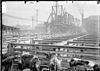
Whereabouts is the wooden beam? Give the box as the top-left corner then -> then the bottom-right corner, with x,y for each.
73,39 -> 98,42
11,43 -> 100,50
13,48 -> 100,58
61,55 -> 100,60
13,48 -> 99,55
84,44 -> 96,47
67,41 -> 99,44
34,39 -> 63,42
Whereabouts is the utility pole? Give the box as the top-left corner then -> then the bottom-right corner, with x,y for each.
32,16 -> 34,30
81,9 -> 84,26
36,9 -> 38,25
76,4 -> 84,26
77,6 -> 84,26
55,1 -> 58,16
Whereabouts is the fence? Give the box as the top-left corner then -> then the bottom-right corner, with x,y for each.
7,43 -> 100,60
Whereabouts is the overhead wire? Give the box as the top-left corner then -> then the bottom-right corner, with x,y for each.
3,13 -> 45,23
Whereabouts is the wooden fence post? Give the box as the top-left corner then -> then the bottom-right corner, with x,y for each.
35,46 -> 37,55
21,46 -> 23,55
31,38 -> 36,55
7,43 -> 14,56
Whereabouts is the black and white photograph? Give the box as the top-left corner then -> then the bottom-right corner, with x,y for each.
1,1 -> 100,71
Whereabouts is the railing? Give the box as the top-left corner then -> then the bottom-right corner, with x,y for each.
7,43 -> 100,60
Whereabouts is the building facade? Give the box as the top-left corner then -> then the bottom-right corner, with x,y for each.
83,16 -> 100,35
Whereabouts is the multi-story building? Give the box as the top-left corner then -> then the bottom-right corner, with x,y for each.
83,16 -> 100,35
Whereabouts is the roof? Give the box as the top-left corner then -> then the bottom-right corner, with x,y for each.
2,24 -> 20,30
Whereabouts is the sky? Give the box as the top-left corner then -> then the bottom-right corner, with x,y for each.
2,1 -> 100,27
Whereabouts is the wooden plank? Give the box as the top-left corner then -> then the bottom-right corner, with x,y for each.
14,48 -> 99,55
13,48 -> 100,58
34,39 -> 63,42
84,44 -> 96,47
37,50 -> 100,58
61,55 -> 100,60
73,39 -> 98,42
11,43 -> 100,50
14,48 -> 31,52
17,34 -> 88,43
67,41 -> 99,44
